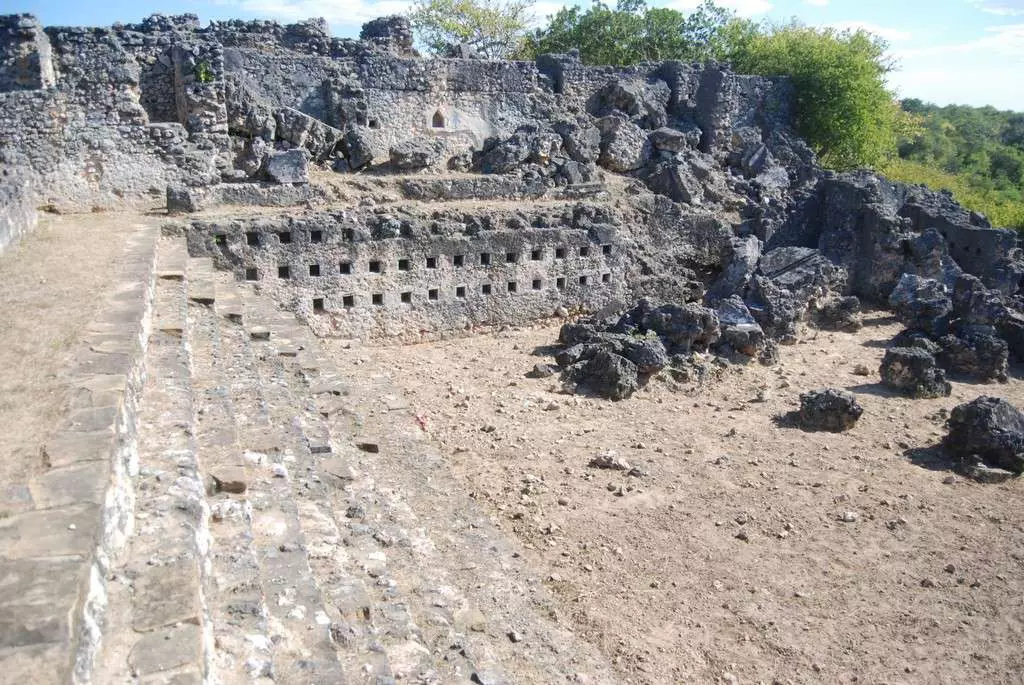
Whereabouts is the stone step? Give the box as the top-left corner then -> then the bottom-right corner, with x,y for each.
93,237 -> 208,684
234,287 -> 619,683
190,290 -> 348,683
216,276 -> 245,324
187,256 -> 216,305
157,239 -> 189,280
236,293 -> 486,682
186,293 -> 274,684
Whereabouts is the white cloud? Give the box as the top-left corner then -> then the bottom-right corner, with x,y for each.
970,0 -> 1024,16
889,23 -> 1024,109
895,22 -> 1024,58
804,0 -> 829,5
663,0 -> 773,17
827,21 -> 912,42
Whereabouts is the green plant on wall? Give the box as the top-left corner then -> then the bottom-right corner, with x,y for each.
195,60 -> 214,84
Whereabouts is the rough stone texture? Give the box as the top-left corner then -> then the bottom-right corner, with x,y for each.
595,115 -> 650,172
944,396 -> 1024,474
0,179 -> 37,254
889,273 -> 952,337
880,346 -> 952,399
936,330 -> 1009,382
390,137 -> 445,171
264,148 -> 309,184
797,388 -> 863,432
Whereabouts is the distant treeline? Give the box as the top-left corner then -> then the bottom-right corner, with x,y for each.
884,102 -> 1024,229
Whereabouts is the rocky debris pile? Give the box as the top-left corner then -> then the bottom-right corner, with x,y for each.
795,388 -> 863,433
542,296 -> 781,400
880,346 -> 952,398
885,273 -> 1012,387
944,396 -> 1024,482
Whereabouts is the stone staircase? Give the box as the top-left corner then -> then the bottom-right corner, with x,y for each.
10,233 -> 617,684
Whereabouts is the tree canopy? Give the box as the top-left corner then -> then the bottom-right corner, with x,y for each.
729,23 -> 916,170
521,0 -> 740,65
408,0 -> 534,59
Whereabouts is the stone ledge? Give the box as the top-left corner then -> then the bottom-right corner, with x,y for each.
0,503 -> 101,560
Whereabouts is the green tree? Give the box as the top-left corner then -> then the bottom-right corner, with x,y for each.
729,23 -> 911,169
522,0 -> 739,65
408,0 -> 535,59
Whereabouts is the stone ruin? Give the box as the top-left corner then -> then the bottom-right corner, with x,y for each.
2,10 -> 1024,684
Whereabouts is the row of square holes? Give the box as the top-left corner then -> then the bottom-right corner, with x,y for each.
221,230 -> 614,253
246,244 -> 613,281
309,274 -> 613,312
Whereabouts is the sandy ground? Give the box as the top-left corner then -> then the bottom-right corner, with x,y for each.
0,212 -> 153,485
327,314 -> 1024,685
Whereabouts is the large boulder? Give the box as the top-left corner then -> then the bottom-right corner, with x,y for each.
798,389 -> 863,432
595,116 -> 650,173
944,396 -> 1024,474
390,138 -> 444,171
566,349 -> 640,401
593,78 -> 670,128
341,128 -> 374,170
879,347 -> 952,399
640,303 -> 720,351
888,273 -> 952,337
643,159 -> 704,204
264,149 -> 309,184
480,124 -> 563,174
552,120 -> 601,164
649,125 -> 700,154
618,336 -> 669,375
745,276 -> 801,341
936,331 -> 1009,382
274,107 -> 343,161
714,296 -> 765,357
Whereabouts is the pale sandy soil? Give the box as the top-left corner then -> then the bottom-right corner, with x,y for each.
0,212 -> 154,485
327,314 -> 1024,685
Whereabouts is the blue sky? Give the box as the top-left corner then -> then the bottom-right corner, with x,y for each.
12,0 -> 1024,110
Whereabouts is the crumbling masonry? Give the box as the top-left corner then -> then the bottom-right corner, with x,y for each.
2,11 -> 1024,684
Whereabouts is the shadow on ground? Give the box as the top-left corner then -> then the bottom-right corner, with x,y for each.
903,444 -> 956,473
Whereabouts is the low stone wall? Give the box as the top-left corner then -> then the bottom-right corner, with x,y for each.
0,226 -> 158,683
184,208 -> 626,341
0,178 -> 37,253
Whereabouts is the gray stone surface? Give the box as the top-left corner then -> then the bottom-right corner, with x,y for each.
265,148 -> 309,184
945,396 -> 1024,474
797,388 -> 863,433
880,346 -> 952,399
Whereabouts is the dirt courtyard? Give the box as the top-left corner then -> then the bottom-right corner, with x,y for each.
327,314 -> 1024,685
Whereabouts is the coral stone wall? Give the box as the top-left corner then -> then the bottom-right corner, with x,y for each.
185,209 -> 626,340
